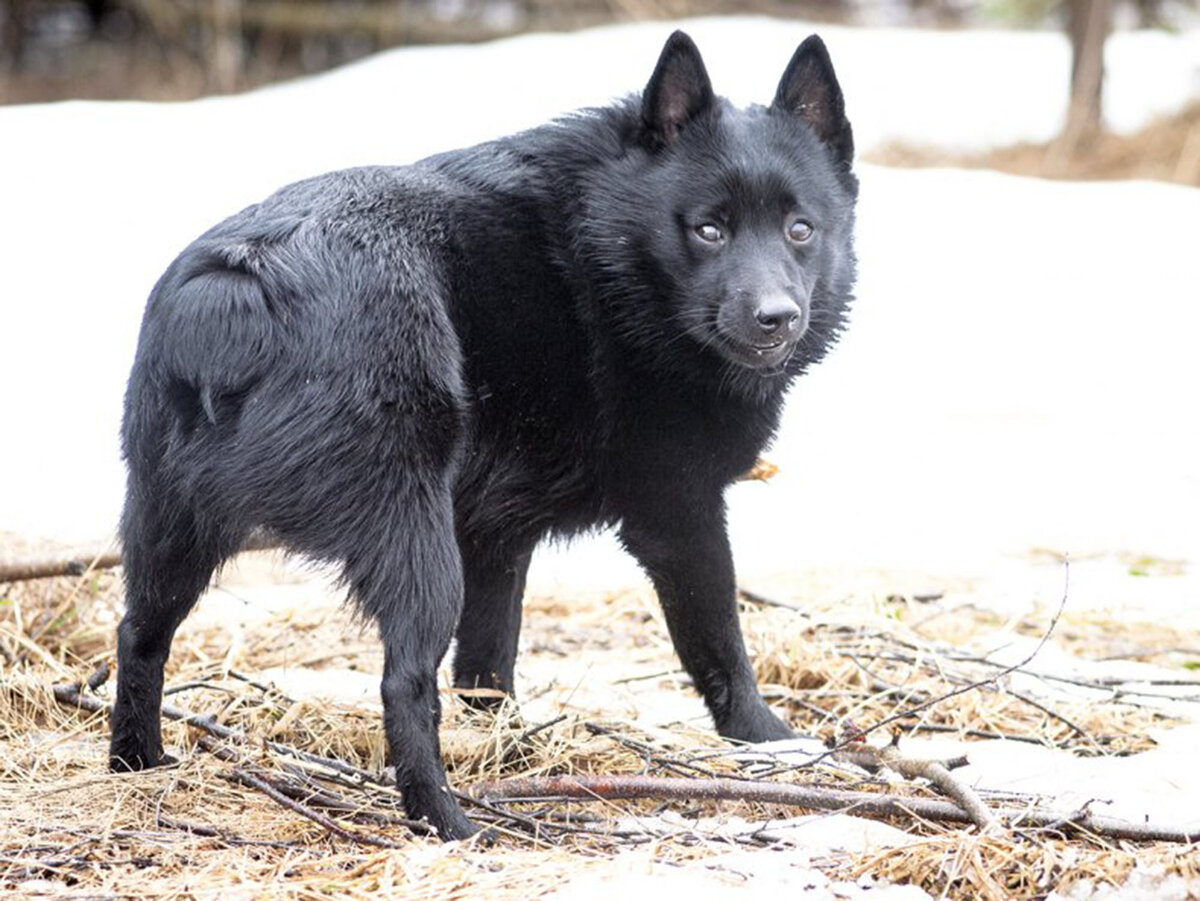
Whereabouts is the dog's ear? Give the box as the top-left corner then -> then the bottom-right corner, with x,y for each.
642,31 -> 715,150
773,35 -> 854,165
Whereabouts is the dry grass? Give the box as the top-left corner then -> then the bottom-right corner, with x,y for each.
2,548 -> 1199,900
848,833 -> 1200,900
866,100 -> 1200,188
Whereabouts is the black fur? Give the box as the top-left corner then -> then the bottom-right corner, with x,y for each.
111,31 -> 858,841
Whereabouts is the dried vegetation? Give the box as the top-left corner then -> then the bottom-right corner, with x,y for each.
866,100 -> 1200,188
2,542 -> 1199,899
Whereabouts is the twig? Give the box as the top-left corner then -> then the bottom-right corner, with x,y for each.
451,791 -> 620,844
163,680 -> 240,698
759,565 -> 1079,785
219,763 -> 410,848
859,559 -> 1074,742
51,677 -> 437,842
227,669 -> 293,699
0,548 -> 121,582
583,722 -> 731,779
86,662 -> 112,692
472,773 -> 1200,843
1001,686 -> 1092,740
46,674 -> 1200,845
614,668 -> 684,685
516,714 -> 568,743
155,814 -> 298,849
737,587 -> 807,613
901,722 -> 1059,746
1,531 -> 277,582
191,733 -> 430,842
836,747 -> 969,773
473,772 -> 978,824
838,735 -> 1000,835
849,649 -> 1095,744
52,679 -> 390,789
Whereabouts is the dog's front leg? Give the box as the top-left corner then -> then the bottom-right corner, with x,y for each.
619,496 -> 793,743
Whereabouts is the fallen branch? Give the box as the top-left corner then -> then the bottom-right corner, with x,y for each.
51,679 -> 387,790
1,531 -> 278,582
153,813 -> 299,849
55,677 -> 473,843
838,735 -> 1000,835
737,587 -> 809,613
48,677 -> 1200,844
211,753 -> 413,847
475,771 -> 979,823
51,677 -> 435,844
471,773 -> 1200,844
0,548 -> 122,582
5,456 -> 772,583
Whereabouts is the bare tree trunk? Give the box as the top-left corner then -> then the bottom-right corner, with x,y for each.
1,0 -> 27,72
1133,0 -> 1163,27
210,0 -> 244,93
1059,0 -> 1111,156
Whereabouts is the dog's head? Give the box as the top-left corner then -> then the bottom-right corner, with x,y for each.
582,31 -> 857,391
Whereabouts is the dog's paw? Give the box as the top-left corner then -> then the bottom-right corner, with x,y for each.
108,749 -> 178,772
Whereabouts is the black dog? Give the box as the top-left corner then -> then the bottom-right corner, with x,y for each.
111,30 -> 857,840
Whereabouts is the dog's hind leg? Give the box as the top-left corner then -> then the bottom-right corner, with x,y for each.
451,546 -> 533,707
110,489 -> 230,771
343,482 -> 476,840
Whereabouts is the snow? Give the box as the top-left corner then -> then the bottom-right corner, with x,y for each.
2,25 -> 1196,630
544,848 -> 935,901
1054,868 -> 1200,901
601,808 -> 921,853
960,728 -> 1200,830
2,18 -> 1197,565
982,633 -> 1200,717
2,17 -> 1198,898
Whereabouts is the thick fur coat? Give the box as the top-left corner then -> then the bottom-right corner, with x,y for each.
111,31 -> 858,839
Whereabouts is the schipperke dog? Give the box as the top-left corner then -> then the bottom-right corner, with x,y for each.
110,31 -> 857,840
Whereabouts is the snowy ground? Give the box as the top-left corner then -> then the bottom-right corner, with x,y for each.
2,16 -> 1199,899
2,18 -> 1198,559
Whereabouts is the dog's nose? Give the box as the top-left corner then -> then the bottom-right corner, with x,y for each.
754,295 -> 801,335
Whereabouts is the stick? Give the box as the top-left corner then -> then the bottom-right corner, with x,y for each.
52,680 -> 389,789
584,722 -> 731,779
0,549 -> 122,582
737,587 -> 807,613
856,559 -> 1074,744
219,763 -> 409,848
197,730 -> 429,840
52,679 -> 434,840
472,773 -> 1200,844
154,814 -> 299,849
857,739 -> 1000,834
49,678 -> 1200,844
476,772 -> 973,820
1,530 -> 278,582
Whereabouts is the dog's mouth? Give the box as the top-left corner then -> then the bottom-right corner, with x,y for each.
719,335 -> 796,370
750,339 -> 785,356
682,307 -> 802,372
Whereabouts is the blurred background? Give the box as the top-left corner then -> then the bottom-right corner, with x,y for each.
1,0 -> 1198,183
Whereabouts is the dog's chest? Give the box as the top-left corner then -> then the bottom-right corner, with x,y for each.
453,377 -> 778,548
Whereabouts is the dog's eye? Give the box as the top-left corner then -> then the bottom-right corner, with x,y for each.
695,223 -> 724,244
786,220 -> 814,244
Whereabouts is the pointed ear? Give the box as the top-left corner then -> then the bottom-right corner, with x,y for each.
773,35 -> 854,165
642,31 -> 715,150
